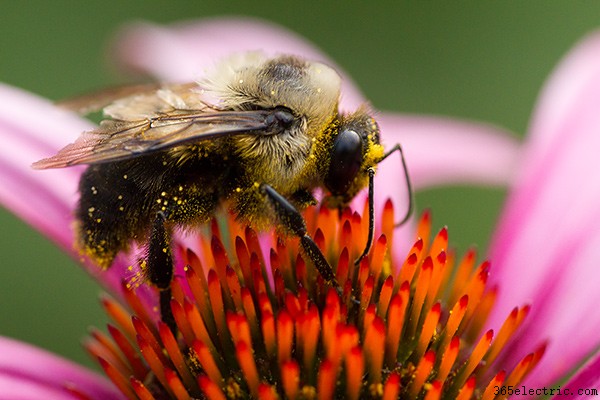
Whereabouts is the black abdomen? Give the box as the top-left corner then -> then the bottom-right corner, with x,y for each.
76,151 -> 228,268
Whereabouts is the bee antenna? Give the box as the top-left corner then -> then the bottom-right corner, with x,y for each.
354,143 -> 413,266
382,143 -> 413,227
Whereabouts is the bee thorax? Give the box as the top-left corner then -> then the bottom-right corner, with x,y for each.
235,130 -> 313,188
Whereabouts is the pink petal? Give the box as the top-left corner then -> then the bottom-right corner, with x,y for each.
557,351 -> 600,399
0,336 -> 121,400
345,113 -> 520,260
488,30 -> 600,386
112,17 -> 365,111
376,113 -> 520,190
0,83 -> 89,246
0,83 -> 157,304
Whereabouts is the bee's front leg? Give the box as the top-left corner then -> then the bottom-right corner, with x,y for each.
147,211 -> 176,332
261,184 -> 340,290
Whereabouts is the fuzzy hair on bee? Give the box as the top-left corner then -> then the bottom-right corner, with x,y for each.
33,52 -> 411,329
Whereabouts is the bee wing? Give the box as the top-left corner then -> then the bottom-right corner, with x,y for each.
57,82 -> 197,116
32,109 -> 283,169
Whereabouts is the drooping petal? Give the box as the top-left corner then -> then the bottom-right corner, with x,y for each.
558,351 -> 600,399
0,84 -> 156,304
111,17 -> 365,110
0,336 -> 122,400
488,30 -> 600,386
0,83 -> 88,246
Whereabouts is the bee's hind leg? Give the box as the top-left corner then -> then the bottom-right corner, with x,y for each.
261,184 -> 340,290
147,211 -> 176,333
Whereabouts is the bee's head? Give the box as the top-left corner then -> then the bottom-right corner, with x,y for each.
324,108 -> 384,207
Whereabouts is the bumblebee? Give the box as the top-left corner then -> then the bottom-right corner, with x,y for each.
33,53 -> 411,328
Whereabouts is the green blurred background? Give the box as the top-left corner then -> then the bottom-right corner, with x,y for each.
1,1 -> 599,370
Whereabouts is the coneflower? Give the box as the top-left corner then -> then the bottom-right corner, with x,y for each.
87,204 -> 541,399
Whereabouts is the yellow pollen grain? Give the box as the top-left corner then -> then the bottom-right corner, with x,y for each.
156,199 -> 162,204
236,187 -> 242,193
239,79 -> 244,84
179,186 -> 183,192
117,195 -> 123,200
88,207 -> 95,212
161,192 -> 167,197
119,206 -> 124,211
96,218 -> 102,223
123,174 -> 128,179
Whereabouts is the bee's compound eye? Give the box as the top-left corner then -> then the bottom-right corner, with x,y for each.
325,129 -> 363,195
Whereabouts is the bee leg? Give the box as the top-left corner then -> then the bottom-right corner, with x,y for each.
355,144 -> 414,265
147,211 -> 176,333
261,184 -> 339,289
355,168 -> 375,265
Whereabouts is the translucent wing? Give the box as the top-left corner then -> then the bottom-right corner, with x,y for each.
34,84 -> 292,169
57,82 -> 169,115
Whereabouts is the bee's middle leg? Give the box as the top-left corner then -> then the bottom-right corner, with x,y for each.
147,211 -> 176,332
261,184 -> 339,289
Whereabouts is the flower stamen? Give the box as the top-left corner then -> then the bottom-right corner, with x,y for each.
86,204 -> 543,399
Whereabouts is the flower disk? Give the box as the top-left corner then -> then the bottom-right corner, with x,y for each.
85,200 -> 543,399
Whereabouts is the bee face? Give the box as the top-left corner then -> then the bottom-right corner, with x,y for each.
324,109 -> 383,206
